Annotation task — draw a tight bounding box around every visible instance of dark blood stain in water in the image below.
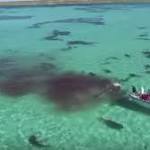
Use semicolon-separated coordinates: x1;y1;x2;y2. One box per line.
0;56;126;110
0;60;57;97
44;73;123;110
0;78;34;96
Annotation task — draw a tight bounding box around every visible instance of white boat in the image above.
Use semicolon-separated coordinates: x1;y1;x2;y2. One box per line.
129;87;150;108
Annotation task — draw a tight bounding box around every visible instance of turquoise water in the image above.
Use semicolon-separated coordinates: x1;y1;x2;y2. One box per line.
0;4;150;150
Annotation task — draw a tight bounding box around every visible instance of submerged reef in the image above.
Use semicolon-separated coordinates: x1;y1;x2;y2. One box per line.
120;73;141;83
137;26;147;30
144;64;150;70
0;15;32;20
44;30;70;41
124;53;131;58
51;17;105;25
61;40;95;51
142;50;150;58
105;56;119;61
102;69;112;74
67;40;94;46
29;16;105;28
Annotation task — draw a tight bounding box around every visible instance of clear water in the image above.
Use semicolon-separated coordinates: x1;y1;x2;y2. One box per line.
0;4;150;150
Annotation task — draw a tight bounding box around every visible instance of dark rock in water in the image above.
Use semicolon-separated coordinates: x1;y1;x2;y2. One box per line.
124;54;131;58
61;46;72;51
128;73;141;78
142;50;150;58
67;40;94;46
28;135;48;148
101;61;111;65
136;37;150;41
105;56;119;61
88;72;96;76
44;36;62;41
102;69;112;74
144;64;150;70
137;26;147;30
138;33;149;37
100;117;124;130
145;70;150;74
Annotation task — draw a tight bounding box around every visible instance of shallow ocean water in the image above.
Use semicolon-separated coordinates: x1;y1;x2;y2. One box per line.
0;3;150;150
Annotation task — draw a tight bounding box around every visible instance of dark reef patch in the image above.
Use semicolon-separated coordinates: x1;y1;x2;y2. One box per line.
43;30;70;41
60;46;72;51
0;15;32;20
145;70;150;74
105;56;119;61
144;64;150;70
52;17;105;25
28;21;51;28
120;73;141;83
136;37;150;41
138;33;149;37
128;73;141;78
67;40;94;46
29;17;104;28
88;72;96;77
101;61;111;65
124;53;131;58
137;26;147;30
102;69;112;74
142;50;150;58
